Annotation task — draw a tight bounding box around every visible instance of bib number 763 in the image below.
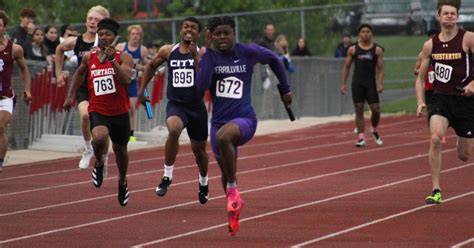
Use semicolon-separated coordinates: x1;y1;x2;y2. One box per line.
93;75;116;96
215;76;243;99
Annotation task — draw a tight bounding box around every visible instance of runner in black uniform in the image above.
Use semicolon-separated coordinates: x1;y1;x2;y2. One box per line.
55;5;109;169
416;0;474;205
341;23;384;147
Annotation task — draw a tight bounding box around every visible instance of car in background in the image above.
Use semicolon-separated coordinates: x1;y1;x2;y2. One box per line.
360;0;427;35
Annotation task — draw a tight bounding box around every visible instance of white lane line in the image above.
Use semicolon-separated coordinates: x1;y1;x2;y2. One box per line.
0;129;429;197
133;164;474;247
451;238;474;248
0;118;421;181
292;191;474;247
0;149;466;245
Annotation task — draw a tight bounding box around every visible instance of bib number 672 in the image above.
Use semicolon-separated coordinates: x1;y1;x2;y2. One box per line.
216;76;243;99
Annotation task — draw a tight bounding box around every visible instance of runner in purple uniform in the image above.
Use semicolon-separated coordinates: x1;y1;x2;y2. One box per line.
195;16;292;236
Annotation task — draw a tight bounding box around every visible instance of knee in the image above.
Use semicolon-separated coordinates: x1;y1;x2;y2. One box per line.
167;126;182;140
81;112;90;124
430;134;443;149
193;147;208;161
215;132;231;148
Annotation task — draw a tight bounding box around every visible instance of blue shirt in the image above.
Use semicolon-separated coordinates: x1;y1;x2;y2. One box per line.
196;43;291;125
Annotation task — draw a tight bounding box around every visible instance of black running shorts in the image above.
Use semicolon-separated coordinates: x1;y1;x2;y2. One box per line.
430;94;474;138
89;112;131;145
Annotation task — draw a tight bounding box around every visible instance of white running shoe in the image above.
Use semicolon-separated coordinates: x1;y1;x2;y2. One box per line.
372;132;383;145
79;148;93;169
355;139;366;147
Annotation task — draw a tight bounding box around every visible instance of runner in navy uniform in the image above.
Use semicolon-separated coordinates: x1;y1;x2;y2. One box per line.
416;0;474;204
341;23;384;147
138;17;210;204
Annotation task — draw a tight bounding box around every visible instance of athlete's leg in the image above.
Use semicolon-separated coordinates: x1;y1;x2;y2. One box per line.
354;102;365;140
215;122;241;184
164;116;184;166
368;102;381;129
91;125;109;167
456;137;473;161
190;139;208;177
0;111;12;172
428;115;449;191
128;97;137;140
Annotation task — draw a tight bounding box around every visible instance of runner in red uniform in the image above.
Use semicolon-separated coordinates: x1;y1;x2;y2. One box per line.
0;11;32;173
416;0;474;205
64;18;133;206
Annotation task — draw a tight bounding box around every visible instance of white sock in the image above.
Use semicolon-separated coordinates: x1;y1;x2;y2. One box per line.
164;164;174;179
84;140;92;151
199;174;208;186
226;181;237;189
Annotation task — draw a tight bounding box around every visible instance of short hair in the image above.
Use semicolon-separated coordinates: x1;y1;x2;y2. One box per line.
207;16;235;33
0;10;8;26
60;24;77;37
20;8;36;18
182;17;202;33
98;18;120;35
357;23;373;33
87;5;110;18
437;0;460;14
127;25;143;35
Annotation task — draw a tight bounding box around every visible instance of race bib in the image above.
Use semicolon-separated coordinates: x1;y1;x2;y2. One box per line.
172;68;194;88
434;62;453;83
428;71;435;83
93;75;116;96
215;76;243;99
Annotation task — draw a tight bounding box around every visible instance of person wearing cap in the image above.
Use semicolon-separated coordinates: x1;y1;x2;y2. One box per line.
55;5;110;170
63;18;134;207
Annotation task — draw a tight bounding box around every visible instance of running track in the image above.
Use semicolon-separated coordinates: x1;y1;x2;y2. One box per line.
1;115;473;247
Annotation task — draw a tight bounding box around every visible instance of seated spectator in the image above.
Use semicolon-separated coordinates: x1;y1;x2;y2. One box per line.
334;33;352;58
24;27;51;64
291;37;312;56
9;8;36;50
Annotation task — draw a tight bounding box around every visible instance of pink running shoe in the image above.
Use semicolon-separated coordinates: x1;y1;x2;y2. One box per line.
226;188;244;237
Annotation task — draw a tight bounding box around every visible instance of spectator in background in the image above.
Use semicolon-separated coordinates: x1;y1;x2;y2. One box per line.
59;24;79;68
291;37;312;57
116;24;149;142
24;27;51;64
334;33;352;58
275;34;295;74
9;8;36;50
257;23;277;52
43;25;60;56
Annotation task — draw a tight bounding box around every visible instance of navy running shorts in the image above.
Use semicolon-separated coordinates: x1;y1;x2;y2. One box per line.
166;100;208;141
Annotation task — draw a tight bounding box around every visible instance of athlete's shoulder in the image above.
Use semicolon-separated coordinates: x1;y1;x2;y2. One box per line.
374;43;385;52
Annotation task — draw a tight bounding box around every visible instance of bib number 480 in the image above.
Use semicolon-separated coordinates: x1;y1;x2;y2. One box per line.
434;62;453;83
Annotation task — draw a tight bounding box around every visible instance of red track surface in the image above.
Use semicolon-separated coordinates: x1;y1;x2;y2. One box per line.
1;115;473;247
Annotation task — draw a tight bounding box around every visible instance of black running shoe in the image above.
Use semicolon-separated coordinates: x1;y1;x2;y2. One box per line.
118;182;129;206
92;165;105;188
198;184;209;204
155;176;172;197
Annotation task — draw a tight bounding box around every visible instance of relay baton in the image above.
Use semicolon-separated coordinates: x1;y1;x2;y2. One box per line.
143;89;153;120
99;35;121;64
277;84;295;122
